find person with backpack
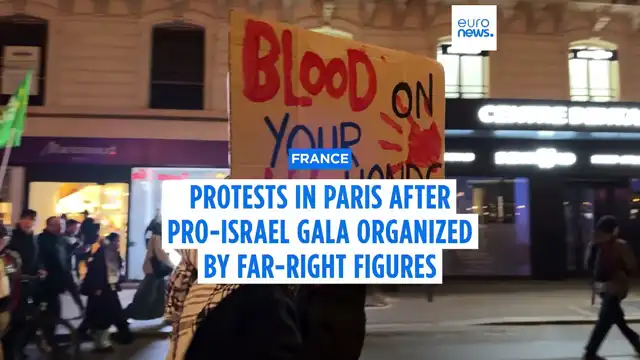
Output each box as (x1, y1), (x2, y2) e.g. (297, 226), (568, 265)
(584, 215), (640, 360)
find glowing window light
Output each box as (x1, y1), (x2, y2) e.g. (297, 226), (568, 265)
(591, 154), (640, 165)
(444, 152), (476, 163)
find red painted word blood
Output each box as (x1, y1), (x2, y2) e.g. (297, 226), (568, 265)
(242, 19), (377, 112)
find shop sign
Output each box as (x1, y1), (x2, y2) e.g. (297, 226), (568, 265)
(478, 104), (640, 127)
(9, 137), (228, 167)
(494, 148), (576, 169)
(39, 141), (117, 156)
(591, 154), (640, 165)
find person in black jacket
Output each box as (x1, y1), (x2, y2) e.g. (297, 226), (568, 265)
(37, 216), (77, 348)
(79, 210), (96, 246)
(8, 209), (38, 278)
(77, 210), (95, 278)
(65, 220), (82, 271)
(2, 209), (38, 360)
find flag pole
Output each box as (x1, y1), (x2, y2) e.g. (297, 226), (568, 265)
(0, 128), (16, 193)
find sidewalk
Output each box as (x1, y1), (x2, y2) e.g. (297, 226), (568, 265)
(367, 280), (640, 333)
(58, 280), (640, 337)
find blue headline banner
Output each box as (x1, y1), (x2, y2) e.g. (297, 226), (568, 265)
(288, 148), (352, 171)
(161, 179), (480, 284)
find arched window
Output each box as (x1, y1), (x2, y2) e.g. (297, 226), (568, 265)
(436, 39), (488, 99)
(568, 40), (619, 102)
(310, 26), (353, 39)
(149, 23), (205, 110)
(0, 15), (48, 106)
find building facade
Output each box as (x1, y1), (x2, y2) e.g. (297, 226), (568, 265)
(5, 0), (640, 120)
(1, 0), (640, 279)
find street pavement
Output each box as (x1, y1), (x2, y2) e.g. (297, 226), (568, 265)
(47, 325), (640, 360)
(39, 280), (640, 359)
(56, 280), (640, 336)
(367, 280), (640, 330)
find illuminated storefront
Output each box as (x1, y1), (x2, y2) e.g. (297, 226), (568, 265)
(9, 136), (229, 279)
(28, 182), (129, 256)
(444, 99), (640, 279)
(128, 167), (228, 279)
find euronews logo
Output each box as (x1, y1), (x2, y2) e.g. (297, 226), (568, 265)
(451, 5), (497, 52)
(456, 18), (494, 38)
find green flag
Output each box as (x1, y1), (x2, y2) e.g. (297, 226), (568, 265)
(0, 71), (32, 148)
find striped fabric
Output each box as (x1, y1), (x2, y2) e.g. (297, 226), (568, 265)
(165, 283), (240, 360)
(164, 249), (240, 360)
(165, 283), (300, 360)
(164, 249), (197, 323)
(164, 249), (301, 360)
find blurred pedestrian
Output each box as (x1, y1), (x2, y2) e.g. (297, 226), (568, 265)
(583, 215), (640, 360)
(3, 209), (38, 360)
(76, 210), (96, 280)
(144, 210), (161, 247)
(62, 219), (81, 279)
(0, 237), (21, 360)
(81, 233), (132, 352)
(38, 216), (83, 350)
(125, 226), (172, 320)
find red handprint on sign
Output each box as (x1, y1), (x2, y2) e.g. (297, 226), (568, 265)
(263, 168), (319, 179)
(378, 95), (442, 175)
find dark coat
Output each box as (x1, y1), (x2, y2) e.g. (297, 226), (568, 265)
(586, 238), (637, 297)
(37, 230), (68, 295)
(6, 227), (38, 320)
(185, 285), (302, 360)
(81, 244), (123, 295)
(82, 244), (126, 331)
(8, 226), (38, 276)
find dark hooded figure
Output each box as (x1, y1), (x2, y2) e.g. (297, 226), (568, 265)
(81, 232), (132, 351)
(125, 225), (171, 321)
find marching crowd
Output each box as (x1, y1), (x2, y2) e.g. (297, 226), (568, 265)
(0, 208), (174, 359)
(0, 206), (369, 360)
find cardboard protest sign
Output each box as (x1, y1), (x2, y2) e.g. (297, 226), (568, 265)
(228, 10), (445, 180)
